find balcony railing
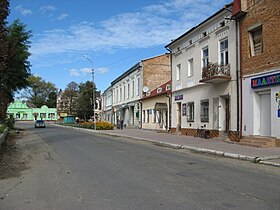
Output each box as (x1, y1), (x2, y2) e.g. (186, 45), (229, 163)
(200, 63), (231, 83)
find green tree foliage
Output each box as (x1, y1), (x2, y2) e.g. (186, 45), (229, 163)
(1, 19), (32, 101)
(59, 81), (79, 115)
(0, 0), (9, 122)
(76, 81), (94, 120)
(22, 75), (58, 108)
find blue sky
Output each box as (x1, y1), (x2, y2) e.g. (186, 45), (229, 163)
(8, 0), (231, 93)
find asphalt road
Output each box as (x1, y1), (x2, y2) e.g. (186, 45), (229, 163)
(1, 122), (280, 210)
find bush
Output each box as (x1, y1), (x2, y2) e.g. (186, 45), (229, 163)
(0, 124), (7, 133)
(80, 121), (114, 130)
(5, 118), (14, 129)
(95, 122), (114, 130)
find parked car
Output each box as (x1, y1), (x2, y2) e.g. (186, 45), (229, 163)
(35, 120), (46, 128)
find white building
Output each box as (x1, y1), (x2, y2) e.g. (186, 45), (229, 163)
(111, 54), (171, 128)
(166, 4), (240, 140)
(101, 86), (113, 123)
(111, 63), (142, 128)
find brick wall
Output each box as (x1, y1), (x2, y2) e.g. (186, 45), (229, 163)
(142, 54), (171, 91)
(240, 0), (280, 76)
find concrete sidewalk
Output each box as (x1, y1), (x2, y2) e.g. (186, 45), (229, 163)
(55, 124), (280, 167)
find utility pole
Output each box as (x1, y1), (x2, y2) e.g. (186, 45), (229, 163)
(84, 55), (96, 130)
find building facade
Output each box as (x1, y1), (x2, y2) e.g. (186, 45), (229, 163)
(111, 54), (171, 128)
(101, 86), (113, 123)
(141, 81), (171, 131)
(7, 100), (57, 121)
(233, 0), (280, 146)
(166, 4), (240, 140)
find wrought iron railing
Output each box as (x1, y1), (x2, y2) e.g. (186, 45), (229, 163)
(202, 63), (230, 79)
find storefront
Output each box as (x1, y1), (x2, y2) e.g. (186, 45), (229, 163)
(242, 71), (280, 139)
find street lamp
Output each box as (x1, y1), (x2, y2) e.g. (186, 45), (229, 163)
(84, 55), (96, 130)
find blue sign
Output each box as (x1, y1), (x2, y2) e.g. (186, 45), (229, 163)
(251, 73), (280, 88)
(175, 94), (183, 101)
(278, 109), (280, 118)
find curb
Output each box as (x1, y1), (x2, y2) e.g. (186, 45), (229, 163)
(0, 128), (8, 147)
(53, 124), (279, 167)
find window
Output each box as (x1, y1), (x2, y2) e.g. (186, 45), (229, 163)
(202, 47), (209, 68)
(146, 110), (149, 123)
(249, 26), (263, 56)
(200, 100), (209, 122)
(187, 102), (194, 122)
(220, 39), (229, 65)
(124, 84), (126, 100)
(137, 77), (140, 96)
(40, 113), (46, 119)
(132, 80), (135, 97)
(116, 89), (119, 102)
(157, 87), (162, 93)
(120, 87), (122, 101)
(176, 64), (181, 80)
(166, 84), (171, 90)
(153, 110), (156, 123)
(142, 110), (145, 123)
(188, 58), (194, 77)
(127, 83), (130, 99)
(23, 114), (28, 119)
(48, 113), (55, 118)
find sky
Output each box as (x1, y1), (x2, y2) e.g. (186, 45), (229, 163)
(8, 0), (232, 93)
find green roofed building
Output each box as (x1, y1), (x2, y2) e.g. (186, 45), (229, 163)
(7, 100), (57, 121)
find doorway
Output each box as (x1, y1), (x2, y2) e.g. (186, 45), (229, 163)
(176, 102), (182, 132)
(260, 92), (271, 136)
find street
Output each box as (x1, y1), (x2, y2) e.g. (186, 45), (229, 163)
(1, 122), (280, 210)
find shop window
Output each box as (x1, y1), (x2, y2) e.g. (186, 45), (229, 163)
(40, 113), (46, 119)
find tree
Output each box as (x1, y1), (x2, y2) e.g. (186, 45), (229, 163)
(1, 19), (32, 101)
(21, 75), (58, 108)
(59, 82), (79, 115)
(0, 0), (9, 122)
(76, 81), (94, 120)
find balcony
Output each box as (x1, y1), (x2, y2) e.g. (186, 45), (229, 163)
(199, 63), (231, 84)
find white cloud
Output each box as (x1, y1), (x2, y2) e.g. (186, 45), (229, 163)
(15, 5), (32, 16)
(40, 5), (56, 14)
(96, 67), (109, 74)
(80, 68), (92, 76)
(58, 13), (69, 20)
(69, 69), (80, 77)
(31, 0), (231, 57)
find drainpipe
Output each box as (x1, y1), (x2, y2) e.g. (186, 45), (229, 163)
(165, 48), (172, 132)
(235, 20), (241, 141)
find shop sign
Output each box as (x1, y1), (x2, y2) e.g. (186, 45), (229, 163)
(251, 73), (280, 88)
(175, 94), (183, 101)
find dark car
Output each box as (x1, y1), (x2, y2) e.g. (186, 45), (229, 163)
(35, 120), (46, 128)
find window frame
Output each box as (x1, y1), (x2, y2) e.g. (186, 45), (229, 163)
(187, 102), (195, 122)
(200, 100), (209, 122)
(248, 25), (263, 57)
(188, 58), (194, 78)
(219, 38), (229, 65)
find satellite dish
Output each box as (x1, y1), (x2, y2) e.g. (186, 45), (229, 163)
(143, 86), (149, 93)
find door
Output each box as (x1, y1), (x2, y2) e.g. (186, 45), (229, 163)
(260, 93), (271, 136)
(176, 102), (182, 131)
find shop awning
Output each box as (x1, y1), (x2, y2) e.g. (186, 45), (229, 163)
(155, 103), (168, 111)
